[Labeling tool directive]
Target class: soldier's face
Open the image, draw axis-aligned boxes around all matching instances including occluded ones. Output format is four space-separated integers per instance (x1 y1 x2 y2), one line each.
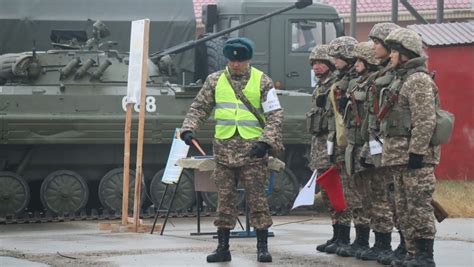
389 49 400 67
228 60 250 75
354 59 366 74
312 61 330 76
333 57 348 70
373 39 389 59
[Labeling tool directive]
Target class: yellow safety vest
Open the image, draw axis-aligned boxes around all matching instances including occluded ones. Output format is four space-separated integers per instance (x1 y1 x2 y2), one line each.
214 67 264 139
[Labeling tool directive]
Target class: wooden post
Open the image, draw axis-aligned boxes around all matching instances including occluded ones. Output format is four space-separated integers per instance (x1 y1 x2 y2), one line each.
132 20 150 231
121 103 133 225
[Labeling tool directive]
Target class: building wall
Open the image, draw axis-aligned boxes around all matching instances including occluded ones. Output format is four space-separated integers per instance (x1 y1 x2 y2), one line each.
425 45 474 179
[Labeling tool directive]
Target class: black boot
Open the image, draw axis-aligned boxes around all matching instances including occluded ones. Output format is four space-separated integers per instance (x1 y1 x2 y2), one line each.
256 229 272 262
405 239 435 267
207 228 231 263
337 225 370 257
316 223 339 252
325 224 350 254
379 231 407 265
360 231 392 261
391 253 414 267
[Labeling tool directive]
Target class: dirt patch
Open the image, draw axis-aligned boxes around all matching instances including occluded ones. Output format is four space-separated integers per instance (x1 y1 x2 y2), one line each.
434 180 474 218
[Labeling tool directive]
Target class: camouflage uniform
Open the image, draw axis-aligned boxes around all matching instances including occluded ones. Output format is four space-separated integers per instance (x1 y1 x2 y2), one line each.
181 66 283 230
342 41 381 228
381 28 440 266
307 44 350 227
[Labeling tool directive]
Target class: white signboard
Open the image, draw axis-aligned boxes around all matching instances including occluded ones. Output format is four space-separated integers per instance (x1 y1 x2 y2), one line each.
161 129 190 184
126 19 149 104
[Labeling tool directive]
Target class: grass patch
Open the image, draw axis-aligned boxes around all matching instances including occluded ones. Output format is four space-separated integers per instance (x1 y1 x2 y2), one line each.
434 180 474 218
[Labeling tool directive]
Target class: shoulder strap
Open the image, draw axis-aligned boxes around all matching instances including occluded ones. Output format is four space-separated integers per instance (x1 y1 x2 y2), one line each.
224 70 266 128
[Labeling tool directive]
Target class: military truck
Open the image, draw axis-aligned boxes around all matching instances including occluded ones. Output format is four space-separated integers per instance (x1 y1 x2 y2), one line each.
0 0 343 218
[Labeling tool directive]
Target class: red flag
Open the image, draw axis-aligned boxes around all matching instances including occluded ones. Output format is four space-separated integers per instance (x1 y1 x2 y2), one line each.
316 165 347 212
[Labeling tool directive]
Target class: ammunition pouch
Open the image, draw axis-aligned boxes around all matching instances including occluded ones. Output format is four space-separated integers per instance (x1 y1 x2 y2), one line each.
380 105 411 137
306 108 329 135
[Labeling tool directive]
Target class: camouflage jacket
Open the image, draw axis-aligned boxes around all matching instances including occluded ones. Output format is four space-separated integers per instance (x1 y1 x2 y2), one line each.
309 72 339 170
181 65 283 167
360 59 394 166
381 57 440 166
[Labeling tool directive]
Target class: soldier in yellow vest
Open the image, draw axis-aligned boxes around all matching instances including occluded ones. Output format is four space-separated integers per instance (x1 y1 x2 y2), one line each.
180 37 283 263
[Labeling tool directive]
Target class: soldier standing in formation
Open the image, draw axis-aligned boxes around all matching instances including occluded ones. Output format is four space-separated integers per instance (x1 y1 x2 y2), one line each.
381 28 439 267
336 41 379 258
319 36 359 254
359 22 407 264
180 37 283 263
306 44 341 252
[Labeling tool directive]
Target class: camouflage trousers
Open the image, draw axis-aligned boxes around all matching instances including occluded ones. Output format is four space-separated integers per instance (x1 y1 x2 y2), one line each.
319 167 352 227
367 167 397 233
347 171 371 227
390 165 437 242
212 161 272 230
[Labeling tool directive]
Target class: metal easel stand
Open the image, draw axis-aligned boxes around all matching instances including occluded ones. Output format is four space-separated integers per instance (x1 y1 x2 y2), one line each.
150 177 181 235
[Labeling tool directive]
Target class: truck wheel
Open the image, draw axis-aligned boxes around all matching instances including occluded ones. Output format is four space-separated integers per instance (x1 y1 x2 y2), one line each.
195 35 227 81
268 167 299 212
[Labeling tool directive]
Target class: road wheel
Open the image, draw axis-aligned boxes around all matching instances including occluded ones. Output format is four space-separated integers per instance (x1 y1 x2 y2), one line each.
40 170 88 214
0 171 30 216
98 168 145 212
149 169 196 212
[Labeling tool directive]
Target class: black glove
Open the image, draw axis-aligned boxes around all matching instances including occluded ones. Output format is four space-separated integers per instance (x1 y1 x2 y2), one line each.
408 153 424 169
249 142 270 158
338 97 349 112
315 94 327 108
360 157 375 168
180 131 195 146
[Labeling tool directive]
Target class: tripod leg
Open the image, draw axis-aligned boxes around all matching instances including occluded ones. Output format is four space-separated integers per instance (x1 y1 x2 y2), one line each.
160 178 181 235
151 184 169 234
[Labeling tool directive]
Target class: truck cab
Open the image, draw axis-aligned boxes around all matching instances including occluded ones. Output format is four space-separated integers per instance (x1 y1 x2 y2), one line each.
203 0 344 92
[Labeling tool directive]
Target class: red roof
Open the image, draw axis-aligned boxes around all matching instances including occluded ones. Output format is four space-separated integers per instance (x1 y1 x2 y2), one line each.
322 0 472 14
193 0 217 18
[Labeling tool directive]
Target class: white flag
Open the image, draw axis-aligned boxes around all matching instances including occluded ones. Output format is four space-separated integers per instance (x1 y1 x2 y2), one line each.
291 170 318 210
126 19 148 104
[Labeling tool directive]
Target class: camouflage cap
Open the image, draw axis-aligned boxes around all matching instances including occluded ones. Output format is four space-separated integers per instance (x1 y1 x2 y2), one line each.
368 23 401 44
354 41 379 65
308 44 334 64
385 28 423 56
328 36 358 59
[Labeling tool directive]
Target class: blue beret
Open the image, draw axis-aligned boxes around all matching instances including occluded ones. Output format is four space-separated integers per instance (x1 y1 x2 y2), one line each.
223 37 254 61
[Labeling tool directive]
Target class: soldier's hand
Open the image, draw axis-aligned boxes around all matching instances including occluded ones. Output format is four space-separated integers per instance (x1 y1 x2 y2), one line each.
360 157 375 168
315 94 327 108
249 142 270 158
408 153 423 169
180 131 195 146
338 97 349 112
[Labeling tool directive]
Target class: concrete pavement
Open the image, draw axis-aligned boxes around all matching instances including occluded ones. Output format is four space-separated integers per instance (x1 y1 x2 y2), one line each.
0 216 472 266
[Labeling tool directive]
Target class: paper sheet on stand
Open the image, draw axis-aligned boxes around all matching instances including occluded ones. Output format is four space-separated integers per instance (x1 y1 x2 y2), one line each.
291 170 318 210
161 129 190 184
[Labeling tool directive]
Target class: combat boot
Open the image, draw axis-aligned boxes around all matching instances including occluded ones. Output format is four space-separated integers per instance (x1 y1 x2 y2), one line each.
379 231 407 265
256 229 272 262
207 228 231 263
325 224 350 254
391 253 414 267
405 239 435 267
316 223 339 252
337 225 370 257
360 231 392 261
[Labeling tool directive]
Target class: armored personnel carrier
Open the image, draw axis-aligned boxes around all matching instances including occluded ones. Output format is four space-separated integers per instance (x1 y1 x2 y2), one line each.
0 0 343 218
